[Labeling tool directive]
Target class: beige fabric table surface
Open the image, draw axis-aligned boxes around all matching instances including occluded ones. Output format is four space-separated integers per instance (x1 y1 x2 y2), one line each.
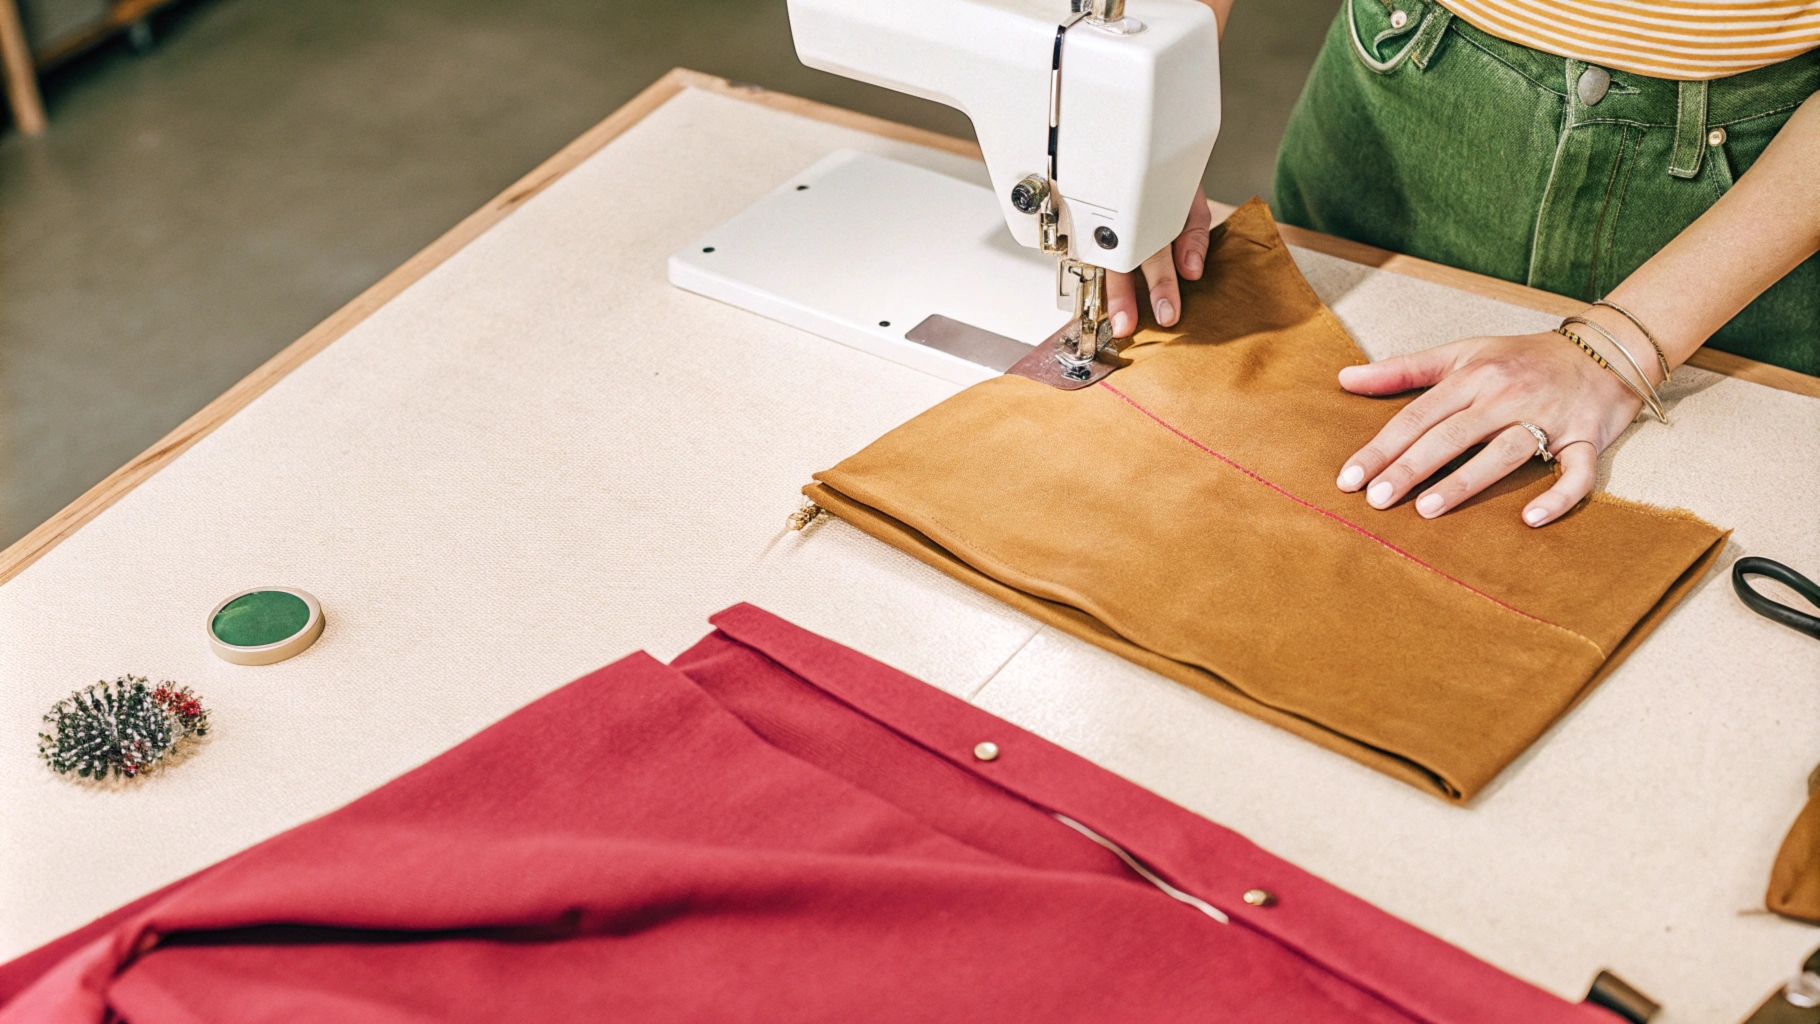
3 85 1817 1023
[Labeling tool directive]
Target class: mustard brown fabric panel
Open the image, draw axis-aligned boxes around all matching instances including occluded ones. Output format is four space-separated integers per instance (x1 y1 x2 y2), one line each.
808 200 1726 802
1769 789 1820 923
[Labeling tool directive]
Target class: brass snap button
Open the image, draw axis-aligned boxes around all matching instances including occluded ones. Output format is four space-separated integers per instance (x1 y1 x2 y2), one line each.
1707 127 1727 147
973 741 1000 762
1243 888 1276 907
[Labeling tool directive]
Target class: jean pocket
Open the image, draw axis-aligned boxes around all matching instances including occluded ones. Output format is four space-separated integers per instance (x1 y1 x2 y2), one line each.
1346 0 1424 74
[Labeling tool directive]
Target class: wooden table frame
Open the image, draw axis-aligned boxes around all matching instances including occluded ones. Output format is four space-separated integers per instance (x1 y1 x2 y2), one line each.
0 0 44 135
3 66 1816 590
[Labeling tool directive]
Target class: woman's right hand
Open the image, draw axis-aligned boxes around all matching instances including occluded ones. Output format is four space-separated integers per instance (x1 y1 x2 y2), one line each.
1105 187 1214 338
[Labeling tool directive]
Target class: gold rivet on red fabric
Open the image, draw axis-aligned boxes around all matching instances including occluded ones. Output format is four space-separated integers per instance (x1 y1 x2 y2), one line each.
973 742 1000 762
1243 889 1276 907
1707 127 1727 147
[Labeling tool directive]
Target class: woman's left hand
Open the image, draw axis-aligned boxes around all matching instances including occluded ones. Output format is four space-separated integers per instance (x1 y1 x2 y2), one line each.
1333 329 1644 526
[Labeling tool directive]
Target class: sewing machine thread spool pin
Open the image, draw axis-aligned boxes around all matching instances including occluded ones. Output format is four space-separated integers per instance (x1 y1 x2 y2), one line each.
1077 0 1145 34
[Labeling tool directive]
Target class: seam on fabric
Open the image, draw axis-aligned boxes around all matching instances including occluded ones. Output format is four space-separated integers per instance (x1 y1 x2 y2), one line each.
1097 382 1607 658
1605 127 1640 298
1408 7 1452 69
1570 115 1672 130
1525 91 1575 289
1586 123 1631 299
1710 103 1808 130
1454 29 1569 96
1346 0 1421 74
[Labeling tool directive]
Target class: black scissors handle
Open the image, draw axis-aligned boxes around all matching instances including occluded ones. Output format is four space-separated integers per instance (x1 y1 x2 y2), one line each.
1733 556 1820 641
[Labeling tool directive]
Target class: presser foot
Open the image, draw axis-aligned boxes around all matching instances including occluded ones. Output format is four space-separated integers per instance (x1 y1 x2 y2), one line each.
1007 321 1124 390
1022 259 1119 389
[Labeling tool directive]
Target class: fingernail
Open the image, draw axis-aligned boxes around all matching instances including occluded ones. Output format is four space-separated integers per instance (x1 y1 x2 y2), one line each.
1186 253 1203 276
1155 298 1175 325
1112 311 1132 336
1416 493 1445 518
1337 465 1364 490
1524 507 1548 526
1367 481 1393 508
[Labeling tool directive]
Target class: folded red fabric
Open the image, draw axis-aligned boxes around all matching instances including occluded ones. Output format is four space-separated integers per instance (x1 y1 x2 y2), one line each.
0 605 1620 1023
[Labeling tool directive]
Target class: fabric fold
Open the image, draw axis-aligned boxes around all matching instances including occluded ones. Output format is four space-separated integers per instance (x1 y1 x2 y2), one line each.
807 199 1727 802
1768 786 1820 923
0 604 1620 1024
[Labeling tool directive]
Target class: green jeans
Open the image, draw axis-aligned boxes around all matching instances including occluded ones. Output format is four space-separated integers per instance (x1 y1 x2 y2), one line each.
1274 0 1820 376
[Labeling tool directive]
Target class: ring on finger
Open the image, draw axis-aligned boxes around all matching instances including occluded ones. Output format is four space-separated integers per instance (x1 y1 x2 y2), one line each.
1516 421 1553 463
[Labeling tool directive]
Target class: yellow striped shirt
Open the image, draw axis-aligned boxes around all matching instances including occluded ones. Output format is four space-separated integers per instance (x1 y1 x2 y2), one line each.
1434 0 1820 79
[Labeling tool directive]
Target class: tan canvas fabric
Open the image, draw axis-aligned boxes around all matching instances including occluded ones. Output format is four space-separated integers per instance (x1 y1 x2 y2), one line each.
1769 787 1820 923
807 199 1728 803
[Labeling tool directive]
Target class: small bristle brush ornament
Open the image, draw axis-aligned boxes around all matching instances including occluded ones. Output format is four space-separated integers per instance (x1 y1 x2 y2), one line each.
38 676 209 780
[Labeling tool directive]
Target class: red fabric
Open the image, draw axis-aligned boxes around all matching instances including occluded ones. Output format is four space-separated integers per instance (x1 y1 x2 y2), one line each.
0 604 1618 1024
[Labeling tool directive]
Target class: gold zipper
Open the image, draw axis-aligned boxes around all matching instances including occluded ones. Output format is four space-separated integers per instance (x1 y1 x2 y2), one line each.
786 500 826 531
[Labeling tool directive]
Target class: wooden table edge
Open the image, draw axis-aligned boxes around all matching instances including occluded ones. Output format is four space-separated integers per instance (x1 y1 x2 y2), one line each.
2 66 1813 589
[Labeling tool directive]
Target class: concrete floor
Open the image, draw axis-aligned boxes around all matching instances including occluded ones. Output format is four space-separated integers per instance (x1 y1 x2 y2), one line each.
0 0 1339 548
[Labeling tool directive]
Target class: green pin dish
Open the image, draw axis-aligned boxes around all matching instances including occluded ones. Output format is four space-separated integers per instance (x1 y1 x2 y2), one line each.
208 587 324 665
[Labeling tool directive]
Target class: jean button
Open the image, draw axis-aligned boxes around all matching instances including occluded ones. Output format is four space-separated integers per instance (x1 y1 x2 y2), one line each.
1576 66 1611 106
1707 127 1727 146
1390 9 1408 28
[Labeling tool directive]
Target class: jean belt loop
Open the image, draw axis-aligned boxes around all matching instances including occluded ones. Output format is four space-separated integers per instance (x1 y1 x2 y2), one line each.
1409 3 1453 70
1669 79 1709 179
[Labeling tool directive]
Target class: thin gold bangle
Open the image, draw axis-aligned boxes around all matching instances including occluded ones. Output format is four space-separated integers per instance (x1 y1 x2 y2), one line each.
1555 326 1669 424
1557 324 1664 422
1564 315 1661 393
1562 316 1669 423
1592 299 1673 384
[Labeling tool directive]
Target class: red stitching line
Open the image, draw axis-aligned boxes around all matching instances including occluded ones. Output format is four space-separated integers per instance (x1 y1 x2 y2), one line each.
1097 381 1596 648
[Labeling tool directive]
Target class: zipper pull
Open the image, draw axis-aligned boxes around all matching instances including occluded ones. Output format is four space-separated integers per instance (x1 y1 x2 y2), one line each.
786 500 826 531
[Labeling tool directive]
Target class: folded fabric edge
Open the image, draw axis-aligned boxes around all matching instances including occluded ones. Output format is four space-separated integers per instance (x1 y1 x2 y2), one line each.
2 604 1621 1024
1525 526 1730 752
0 876 193 1007
800 480 1463 801
1128 198 1369 367
0 651 682 1017
804 456 1730 807
704 601 1622 1024
1766 790 1820 923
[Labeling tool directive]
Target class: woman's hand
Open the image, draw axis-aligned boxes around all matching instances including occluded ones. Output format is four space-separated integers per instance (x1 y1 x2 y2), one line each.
1106 187 1214 337
1334 92 1820 527
1334 327 1645 527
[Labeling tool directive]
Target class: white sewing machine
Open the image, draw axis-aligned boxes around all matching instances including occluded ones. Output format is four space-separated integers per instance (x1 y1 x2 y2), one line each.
668 0 1220 385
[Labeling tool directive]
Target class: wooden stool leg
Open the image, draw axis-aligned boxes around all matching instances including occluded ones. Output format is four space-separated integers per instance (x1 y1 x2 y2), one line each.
0 0 45 135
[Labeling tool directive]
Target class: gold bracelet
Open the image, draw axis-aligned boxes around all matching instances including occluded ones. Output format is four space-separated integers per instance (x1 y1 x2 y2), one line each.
1555 325 1669 424
1591 299 1673 384
1562 316 1664 399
